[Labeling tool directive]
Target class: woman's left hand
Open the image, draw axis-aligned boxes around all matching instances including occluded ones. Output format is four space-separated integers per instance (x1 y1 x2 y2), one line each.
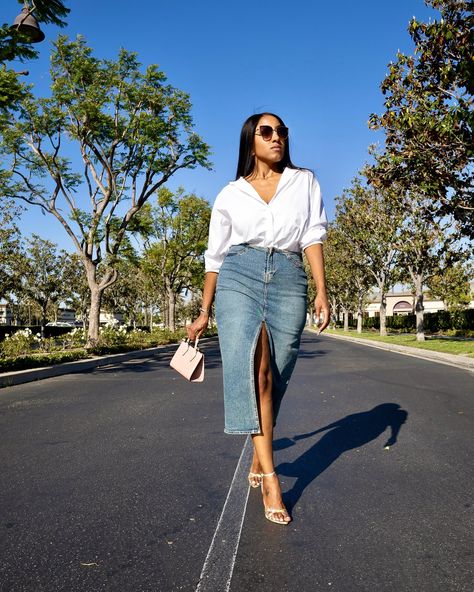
314 293 330 334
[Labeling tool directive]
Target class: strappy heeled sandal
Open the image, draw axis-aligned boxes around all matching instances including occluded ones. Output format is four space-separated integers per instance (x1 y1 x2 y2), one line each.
261 471 291 525
247 471 263 488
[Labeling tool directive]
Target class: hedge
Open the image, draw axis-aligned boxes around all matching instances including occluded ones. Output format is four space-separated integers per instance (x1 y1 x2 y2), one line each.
359 309 474 332
0 351 89 372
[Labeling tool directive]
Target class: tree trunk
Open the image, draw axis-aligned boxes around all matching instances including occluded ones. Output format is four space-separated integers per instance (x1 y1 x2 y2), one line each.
166 285 176 332
357 289 364 334
88 286 102 346
414 273 425 341
343 309 349 332
41 301 47 339
357 311 363 334
83 259 103 347
161 295 168 329
330 298 338 329
379 290 387 337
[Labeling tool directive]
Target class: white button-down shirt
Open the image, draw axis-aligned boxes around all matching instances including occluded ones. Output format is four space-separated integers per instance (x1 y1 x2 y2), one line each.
204 167 328 272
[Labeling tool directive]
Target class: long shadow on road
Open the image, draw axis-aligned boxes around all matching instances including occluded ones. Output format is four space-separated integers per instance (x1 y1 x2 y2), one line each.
275 403 408 508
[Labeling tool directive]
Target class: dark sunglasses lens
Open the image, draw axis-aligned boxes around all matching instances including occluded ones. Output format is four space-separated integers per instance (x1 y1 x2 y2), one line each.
259 125 273 140
276 126 289 139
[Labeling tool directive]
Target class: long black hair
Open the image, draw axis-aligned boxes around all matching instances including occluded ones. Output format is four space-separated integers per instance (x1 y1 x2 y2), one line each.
235 112 300 180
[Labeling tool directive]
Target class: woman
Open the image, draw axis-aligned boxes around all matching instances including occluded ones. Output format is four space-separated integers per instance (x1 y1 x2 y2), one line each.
187 113 330 525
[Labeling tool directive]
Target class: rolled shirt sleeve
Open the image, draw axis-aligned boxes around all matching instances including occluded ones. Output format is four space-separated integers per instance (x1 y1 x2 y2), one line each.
204 195 232 273
299 173 328 251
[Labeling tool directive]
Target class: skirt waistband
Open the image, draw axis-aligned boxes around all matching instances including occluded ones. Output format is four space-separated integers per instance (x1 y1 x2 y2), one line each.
230 243 302 258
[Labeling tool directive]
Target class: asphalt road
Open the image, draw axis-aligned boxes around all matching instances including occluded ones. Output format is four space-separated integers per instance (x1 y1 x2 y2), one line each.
0 333 473 592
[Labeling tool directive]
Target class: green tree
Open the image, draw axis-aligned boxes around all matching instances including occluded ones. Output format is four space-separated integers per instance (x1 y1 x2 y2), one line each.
324 225 373 332
61 252 90 326
20 234 69 335
323 228 357 331
335 179 403 336
368 0 474 238
428 260 473 310
102 257 148 328
395 191 463 340
140 187 211 331
0 199 24 301
0 36 211 346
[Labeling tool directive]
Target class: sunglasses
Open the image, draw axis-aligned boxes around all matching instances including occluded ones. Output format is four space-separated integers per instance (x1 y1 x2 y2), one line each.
255 125 289 141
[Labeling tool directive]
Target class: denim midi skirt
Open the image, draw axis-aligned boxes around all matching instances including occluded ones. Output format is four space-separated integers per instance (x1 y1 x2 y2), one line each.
215 244 308 434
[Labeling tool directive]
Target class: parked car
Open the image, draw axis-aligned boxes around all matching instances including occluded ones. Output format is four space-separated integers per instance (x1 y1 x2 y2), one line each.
46 322 75 327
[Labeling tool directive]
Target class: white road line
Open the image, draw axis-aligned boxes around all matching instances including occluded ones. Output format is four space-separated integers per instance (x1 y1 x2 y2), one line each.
195 435 253 592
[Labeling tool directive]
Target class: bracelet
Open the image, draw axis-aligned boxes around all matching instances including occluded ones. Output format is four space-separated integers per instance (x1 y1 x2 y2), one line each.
200 307 209 315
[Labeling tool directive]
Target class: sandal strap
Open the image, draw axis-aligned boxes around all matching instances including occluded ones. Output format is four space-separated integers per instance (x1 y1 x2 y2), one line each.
261 471 276 478
265 508 287 514
248 472 263 478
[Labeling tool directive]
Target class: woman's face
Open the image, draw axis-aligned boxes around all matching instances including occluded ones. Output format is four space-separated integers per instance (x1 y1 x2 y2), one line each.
253 114 286 165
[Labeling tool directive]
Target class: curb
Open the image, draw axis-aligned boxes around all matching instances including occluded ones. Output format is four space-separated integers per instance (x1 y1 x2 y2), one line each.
315 329 474 373
0 342 187 389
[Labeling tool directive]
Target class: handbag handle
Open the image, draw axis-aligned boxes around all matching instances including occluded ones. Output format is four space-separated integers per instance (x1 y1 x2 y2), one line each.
186 337 199 349
182 337 200 361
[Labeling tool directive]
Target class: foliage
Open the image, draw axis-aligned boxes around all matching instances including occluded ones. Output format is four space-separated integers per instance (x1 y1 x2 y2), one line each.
140 187 211 330
0 351 89 373
361 308 474 333
0 35 211 344
333 178 403 334
0 199 24 300
0 325 219 372
60 252 90 323
323 226 359 325
19 234 69 328
101 257 147 326
427 260 473 309
0 327 40 357
393 189 466 339
60 327 86 348
367 0 474 238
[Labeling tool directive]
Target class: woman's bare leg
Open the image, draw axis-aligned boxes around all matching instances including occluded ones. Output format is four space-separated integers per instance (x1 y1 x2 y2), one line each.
251 323 290 523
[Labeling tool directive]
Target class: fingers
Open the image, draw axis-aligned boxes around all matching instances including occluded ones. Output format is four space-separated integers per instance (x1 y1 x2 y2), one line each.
186 318 208 341
318 311 330 333
315 299 330 334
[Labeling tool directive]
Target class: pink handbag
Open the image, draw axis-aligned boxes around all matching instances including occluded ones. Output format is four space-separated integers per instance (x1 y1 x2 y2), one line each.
169 338 205 382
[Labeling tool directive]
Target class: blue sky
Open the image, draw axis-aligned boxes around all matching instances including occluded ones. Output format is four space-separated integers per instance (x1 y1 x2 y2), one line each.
7 0 436 251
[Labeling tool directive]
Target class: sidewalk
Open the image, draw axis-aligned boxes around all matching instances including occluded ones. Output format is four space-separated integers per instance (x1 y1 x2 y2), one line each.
317 329 474 373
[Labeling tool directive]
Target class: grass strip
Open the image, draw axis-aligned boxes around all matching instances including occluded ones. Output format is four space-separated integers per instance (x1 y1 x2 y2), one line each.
325 329 474 357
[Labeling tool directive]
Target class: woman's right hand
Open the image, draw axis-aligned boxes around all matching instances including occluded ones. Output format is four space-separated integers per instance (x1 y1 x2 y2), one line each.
186 312 209 341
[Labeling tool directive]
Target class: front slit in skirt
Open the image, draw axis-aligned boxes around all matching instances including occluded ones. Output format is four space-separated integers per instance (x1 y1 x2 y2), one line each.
215 244 308 434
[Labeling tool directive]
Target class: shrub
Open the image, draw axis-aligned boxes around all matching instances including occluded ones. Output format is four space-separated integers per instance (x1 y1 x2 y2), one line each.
0 328 41 357
0 351 89 372
97 324 128 347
